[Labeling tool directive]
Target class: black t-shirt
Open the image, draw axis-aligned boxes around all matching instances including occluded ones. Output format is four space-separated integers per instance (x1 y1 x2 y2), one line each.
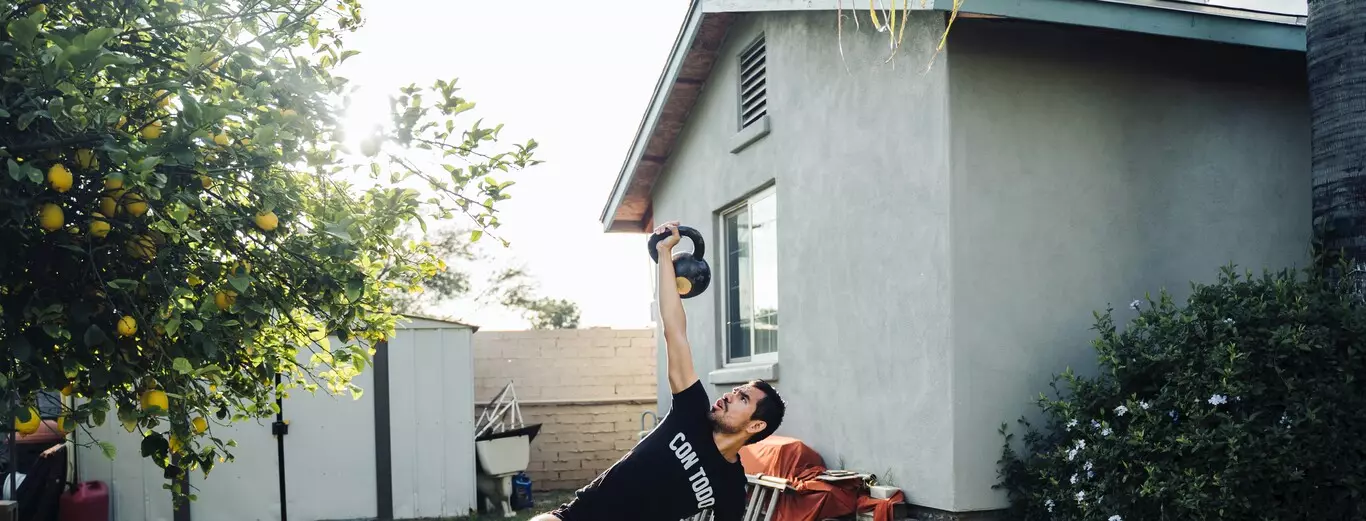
552 380 747 521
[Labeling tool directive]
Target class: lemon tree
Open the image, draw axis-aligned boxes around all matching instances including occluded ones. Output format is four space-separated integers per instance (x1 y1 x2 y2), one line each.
0 0 538 489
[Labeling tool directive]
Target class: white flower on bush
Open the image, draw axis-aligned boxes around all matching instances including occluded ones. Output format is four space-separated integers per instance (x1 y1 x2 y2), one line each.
1084 461 1093 471
1209 394 1228 406
1067 448 1078 461
1076 490 1086 503
1109 516 1123 521
1075 439 1087 450
1114 405 1129 416
1139 401 1150 410
1130 299 1142 310
1101 427 1112 437
1091 419 1101 429
1223 318 1234 326
1070 473 1079 484
1045 499 1055 512
1067 419 1078 430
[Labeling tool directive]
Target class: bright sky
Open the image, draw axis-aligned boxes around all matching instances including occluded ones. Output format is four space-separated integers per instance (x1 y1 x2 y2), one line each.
332 1 691 330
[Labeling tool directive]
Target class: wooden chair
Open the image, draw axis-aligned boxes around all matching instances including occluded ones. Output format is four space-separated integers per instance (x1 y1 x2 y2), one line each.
684 474 789 521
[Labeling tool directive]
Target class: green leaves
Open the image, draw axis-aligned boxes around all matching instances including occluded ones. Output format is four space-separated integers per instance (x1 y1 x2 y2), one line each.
7 18 39 48
83 325 109 348
7 336 33 362
997 264 1366 520
16 110 47 131
228 273 252 293
99 442 118 461
173 358 194 375
0 0 537 499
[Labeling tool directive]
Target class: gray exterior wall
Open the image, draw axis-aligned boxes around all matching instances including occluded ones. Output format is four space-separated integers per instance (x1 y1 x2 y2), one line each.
645 10 1310 515
648 10 959 509
945 20 1309 511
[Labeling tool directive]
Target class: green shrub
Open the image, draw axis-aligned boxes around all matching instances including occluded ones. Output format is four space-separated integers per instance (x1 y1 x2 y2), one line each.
995 263 1366 520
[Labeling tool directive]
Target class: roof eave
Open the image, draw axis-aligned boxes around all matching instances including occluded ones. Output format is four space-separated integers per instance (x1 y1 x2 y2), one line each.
600 1 703 233
600 3 737 233
599 0 1305 234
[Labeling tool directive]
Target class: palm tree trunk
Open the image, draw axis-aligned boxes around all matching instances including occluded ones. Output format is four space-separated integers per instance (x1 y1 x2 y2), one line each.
1309 0 1366 276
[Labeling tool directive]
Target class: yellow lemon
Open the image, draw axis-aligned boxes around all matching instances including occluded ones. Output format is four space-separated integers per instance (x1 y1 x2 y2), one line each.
99 196 118 217
200 175 213 189
213 133 231 147
140 390 168 413
61 384 73 397
154 90 172 109
168 435 182 454
116 115 127 129
14 407 41 436
214 291 236 311
123 192 148 217
90 213 111 238
55 416 72 435
141 120 163 140
254 211 278 232
128 235 156 261
104 176 124 191
75 149 98 170
47 164 72 192
38 203 63 232
280 108 296 117
192 417 207 434
117 315 137 337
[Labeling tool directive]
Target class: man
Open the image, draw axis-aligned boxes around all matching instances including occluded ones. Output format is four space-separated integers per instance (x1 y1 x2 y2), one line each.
533 221 786 521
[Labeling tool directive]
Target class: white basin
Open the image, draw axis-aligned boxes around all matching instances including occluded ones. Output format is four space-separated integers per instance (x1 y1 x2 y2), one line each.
475 435 531 476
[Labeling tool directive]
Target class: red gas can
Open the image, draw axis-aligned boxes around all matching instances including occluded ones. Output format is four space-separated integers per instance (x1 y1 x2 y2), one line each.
58 481 109 521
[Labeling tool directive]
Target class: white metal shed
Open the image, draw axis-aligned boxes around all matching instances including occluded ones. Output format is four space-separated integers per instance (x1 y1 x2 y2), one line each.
72 315 477 521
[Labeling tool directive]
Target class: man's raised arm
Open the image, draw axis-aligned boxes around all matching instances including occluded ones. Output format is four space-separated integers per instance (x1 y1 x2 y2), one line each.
654 221 699 394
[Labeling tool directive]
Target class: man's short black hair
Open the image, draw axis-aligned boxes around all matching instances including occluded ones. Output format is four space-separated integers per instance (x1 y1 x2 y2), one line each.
745 379 785 445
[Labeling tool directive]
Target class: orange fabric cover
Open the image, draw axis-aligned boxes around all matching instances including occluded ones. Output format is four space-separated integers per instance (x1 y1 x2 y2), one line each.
738 436 903 521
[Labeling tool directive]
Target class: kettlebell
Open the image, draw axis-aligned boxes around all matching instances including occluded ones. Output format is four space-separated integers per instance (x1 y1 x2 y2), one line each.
648 225 712 299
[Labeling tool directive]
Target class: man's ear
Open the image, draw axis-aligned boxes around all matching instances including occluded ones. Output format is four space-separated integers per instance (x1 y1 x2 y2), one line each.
746 420 766 436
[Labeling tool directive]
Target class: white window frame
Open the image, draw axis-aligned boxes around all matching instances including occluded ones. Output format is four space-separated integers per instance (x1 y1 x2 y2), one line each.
718 185 778 367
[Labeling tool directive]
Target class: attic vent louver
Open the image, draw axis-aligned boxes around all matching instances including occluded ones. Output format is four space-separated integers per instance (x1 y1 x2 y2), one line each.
739 36 767 130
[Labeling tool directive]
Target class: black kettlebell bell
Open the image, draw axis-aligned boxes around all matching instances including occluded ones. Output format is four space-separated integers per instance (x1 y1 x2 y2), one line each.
648 225 711 299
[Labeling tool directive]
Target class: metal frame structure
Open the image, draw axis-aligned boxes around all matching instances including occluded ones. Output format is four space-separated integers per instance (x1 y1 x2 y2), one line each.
684 474 789 521
475 382 525 438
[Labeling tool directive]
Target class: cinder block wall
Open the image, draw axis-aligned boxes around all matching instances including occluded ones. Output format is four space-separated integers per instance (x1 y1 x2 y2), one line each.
474 328 657 490
519 401 655 491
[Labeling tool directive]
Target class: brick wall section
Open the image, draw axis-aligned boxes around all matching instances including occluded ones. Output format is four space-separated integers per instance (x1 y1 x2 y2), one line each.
474 328 658 491
519 401 656 491
473 328 656 401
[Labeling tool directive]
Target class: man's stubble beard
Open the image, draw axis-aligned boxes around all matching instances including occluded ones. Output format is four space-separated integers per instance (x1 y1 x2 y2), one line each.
710 413 741 435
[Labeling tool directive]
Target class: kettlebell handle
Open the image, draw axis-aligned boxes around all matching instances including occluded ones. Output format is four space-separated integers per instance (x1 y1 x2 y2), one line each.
648 225 706 263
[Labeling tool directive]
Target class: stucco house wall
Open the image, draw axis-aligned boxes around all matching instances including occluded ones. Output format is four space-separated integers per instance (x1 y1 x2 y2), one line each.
633 8 1309 515
647 10 958 507
945 19 1309 511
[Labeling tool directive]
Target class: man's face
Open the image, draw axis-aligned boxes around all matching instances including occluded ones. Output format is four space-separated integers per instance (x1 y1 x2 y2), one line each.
709 384 765 436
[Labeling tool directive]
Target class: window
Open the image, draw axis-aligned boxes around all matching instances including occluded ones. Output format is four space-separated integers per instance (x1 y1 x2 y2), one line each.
738 35 767 131
721 186 778 364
